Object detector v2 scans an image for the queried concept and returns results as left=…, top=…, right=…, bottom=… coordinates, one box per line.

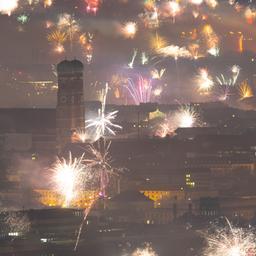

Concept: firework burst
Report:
left=203, top=218, right=256, bottom=256
left=57, top=13, right=80, bottom=51
left=174, top=105, right=200, bottom=128
left=205, top=0, right=218, bottom=8
left=155, top=120, right=174, bottom=138
left=121, top=22, right=137, bottom=39
left=44, top=0, right=53, bottom=8
left=208, top=47, right=220, bottom=57
left=231, top=65, right=241, bottom=85
left=85, top=0, right=101, bottom=15
left=51, top=153, right=89, bottom=207
left=2, top=211, right=31, bottom=235
left=132, top=243, right=158, bottom=256
left=157, top=45, right=192, bottom=59
left=17, top=14, right=29, bottom=24
left=201, top=24, right=219, bottom=51
left=150, top=33, right=167, bottom=52
left=85, top=84, right=122, bottom=141
left=166, top=1, right=181, bottom=23
left=0, top=0, right=18, bottom=15
left=239, top=80, right=254, bottom=100
left=47, top=30, right=67, bottom=45
left=213, top=84, right=231, bottom=101
left=196, top=68, right=214, bottom=94
left=84, top=141, right=117, bottom=196
left=155, top=105, right=201, bottom=137
left=72, top=128, right=90, bottom=143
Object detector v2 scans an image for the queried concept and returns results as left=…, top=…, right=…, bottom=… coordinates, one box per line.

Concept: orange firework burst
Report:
left=239, top=80, right=254, bottom=100
left=47, top=30, right=67, bottom=45
left=44, top=0, right=53, bottom=8
left=85, top=0, right=101, bottom=15
left=150, top=32, right=167, bottom=52
left=201, top=24, right=219, bottom=50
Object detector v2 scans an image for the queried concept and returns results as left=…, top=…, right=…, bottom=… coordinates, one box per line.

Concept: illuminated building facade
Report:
left=35, top=189, right=98, bottom=208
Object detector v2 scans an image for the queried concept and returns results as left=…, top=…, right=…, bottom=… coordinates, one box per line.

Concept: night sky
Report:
left=0, top=0, right=256, bottom=107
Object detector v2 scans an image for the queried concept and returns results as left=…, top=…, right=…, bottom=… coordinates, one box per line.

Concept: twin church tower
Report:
left=56, top=59, right=85, bottom=151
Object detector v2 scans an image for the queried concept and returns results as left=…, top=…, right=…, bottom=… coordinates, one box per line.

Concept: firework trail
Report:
left=203, top=218, right=256, bottom=256
left=141, top=52, right=149, bottom=65
left=51, top=141, right=116, bottom=251
left=85, top=83, right=122, bottom=141
left=155, top=45, right=189, bottom=88
left=151, top=68, right=165, bottom=80
left=85, top=141, right=116, bottom=196
left=215, top=65, right=240, bottom=94
left=216, top=74, right=236, bottom=87
left=74, top=197, right=97, bottom=251
left=74, top=140, right=120, bottom=251
left=128, top=49, right=138, bottom=69
left=124, top=75, right=153, bottom=105
left=212, top=65, right=240, bottom=101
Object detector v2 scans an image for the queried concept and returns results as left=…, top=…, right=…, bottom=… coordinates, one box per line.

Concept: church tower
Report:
left=56, top=59, right=85, bottom=151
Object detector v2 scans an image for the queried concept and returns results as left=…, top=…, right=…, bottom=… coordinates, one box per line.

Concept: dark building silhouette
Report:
left=56, top=59, right=85, bottom=151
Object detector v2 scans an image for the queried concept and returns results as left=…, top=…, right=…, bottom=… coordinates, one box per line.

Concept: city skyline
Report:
left=1, top=1, right=256, bottom=256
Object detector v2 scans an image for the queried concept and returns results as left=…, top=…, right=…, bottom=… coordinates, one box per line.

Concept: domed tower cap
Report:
left=57, top=59, right=84, bottom=74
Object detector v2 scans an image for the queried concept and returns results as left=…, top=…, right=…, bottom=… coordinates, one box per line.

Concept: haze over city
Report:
left=1, top=0, right=256, bottom=256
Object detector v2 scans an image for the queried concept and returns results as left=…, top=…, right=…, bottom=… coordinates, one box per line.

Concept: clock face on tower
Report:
left=60, top=95, right=67, bottom=104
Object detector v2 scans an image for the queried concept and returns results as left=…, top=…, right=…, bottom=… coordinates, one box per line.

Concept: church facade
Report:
left=56, top=59, right=85, bottom=151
